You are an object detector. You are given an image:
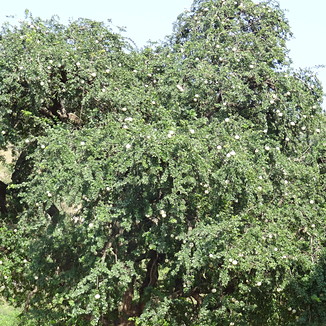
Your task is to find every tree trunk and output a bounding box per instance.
[0,180,7,214]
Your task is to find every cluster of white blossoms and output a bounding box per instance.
[125,143,132,150]
[226,150,236,158]
[167,130,175,138]
[276,109,283,117]
[160,210,167,218]
[72,216,85,224]
[229,258,238,265]
[288,307,297,314]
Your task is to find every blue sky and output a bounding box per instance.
[1,0,325,106]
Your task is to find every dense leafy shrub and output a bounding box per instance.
[0,1,325,325]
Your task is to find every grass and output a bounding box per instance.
[0,301,21,326]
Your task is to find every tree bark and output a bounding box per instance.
[0,180,7,214]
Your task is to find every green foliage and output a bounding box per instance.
[0,0,325,325]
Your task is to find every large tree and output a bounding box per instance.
[0,1,325,325]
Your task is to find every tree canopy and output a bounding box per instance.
[0,0,325,325]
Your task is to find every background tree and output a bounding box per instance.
[0,1,325,325]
